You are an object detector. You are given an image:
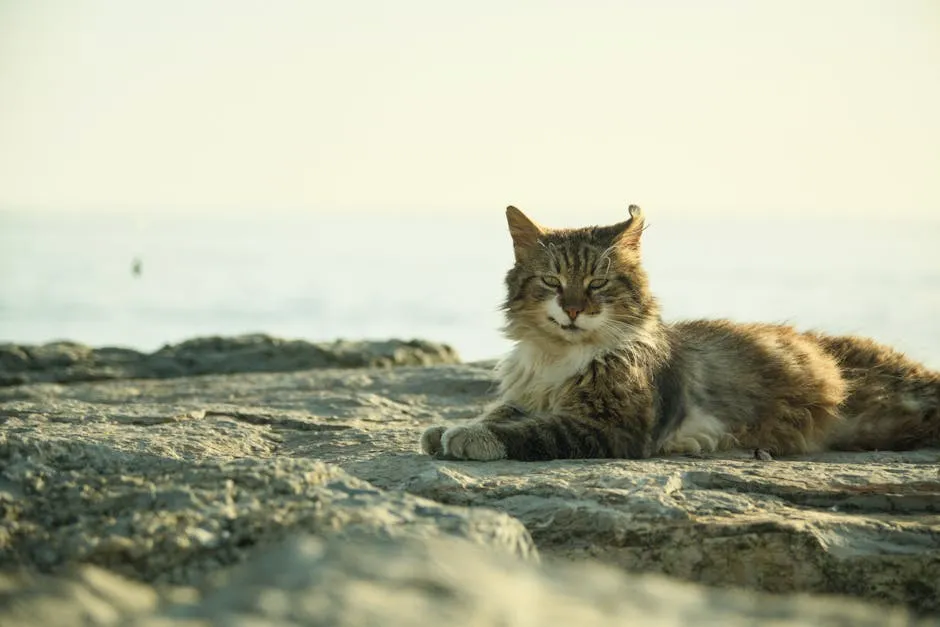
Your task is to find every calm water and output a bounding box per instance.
[2,210,939,368]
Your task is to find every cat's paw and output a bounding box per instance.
[420,425,447,456]
[420,423,507,460]
[440,423,507,461]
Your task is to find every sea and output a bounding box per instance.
[2,210,939,369]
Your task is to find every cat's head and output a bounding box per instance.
[501,205,659,348]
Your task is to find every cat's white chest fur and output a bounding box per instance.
[497,342,601,413]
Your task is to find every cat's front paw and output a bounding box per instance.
[419,423,507,461]
[420,425,447,456]
[441,423,507,461]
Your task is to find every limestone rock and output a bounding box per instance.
[1,534,936,627]
[163,534,940,627]
[0,430,535,585]
[0,334,460,386]
[1,342,938,616]
[0,566,158,627]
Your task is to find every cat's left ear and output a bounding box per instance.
[506,205,544,261]
[610,204,645,251]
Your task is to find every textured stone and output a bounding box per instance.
[0,566,158,627]
[0,424,534,585]
[2,534,936,627]
[0,340,938,618]
[0,334,460,386]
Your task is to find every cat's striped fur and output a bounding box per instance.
[420,205,940,461]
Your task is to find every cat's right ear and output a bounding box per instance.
[610,204,645,251]
[506,206,544,261]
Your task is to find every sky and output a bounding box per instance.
[1,0,939,218]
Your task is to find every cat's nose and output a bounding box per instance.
[564,306,583,321]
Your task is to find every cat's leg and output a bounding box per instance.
[422,405,654,461]
[657,407,737,456]
[730,403,841,456]
[484,413,654,460]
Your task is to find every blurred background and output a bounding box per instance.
[1,0,938,365]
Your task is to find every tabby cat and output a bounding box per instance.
[420,205,940,461]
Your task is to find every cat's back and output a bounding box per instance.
[670,318,835,367]
[666,318,847,423]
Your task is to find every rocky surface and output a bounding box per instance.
[0,334,460,386]
[0,435,534,584]
[3,534,937,627]
[1,335,939,624]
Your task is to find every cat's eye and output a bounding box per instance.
[541,276,562,288]
[587,278,608,290]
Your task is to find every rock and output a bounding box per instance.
[0,335,460,386]
[1,348,938,616]
[0,437,533,587]
[357,452,940,610]
[0,566,158,627]
[2,534,936,627]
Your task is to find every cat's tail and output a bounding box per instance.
[810,333,940,451]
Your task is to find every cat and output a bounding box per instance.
[420,205,940,461]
